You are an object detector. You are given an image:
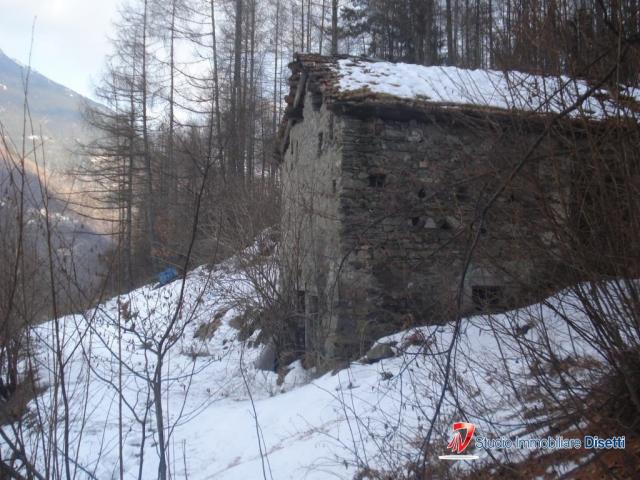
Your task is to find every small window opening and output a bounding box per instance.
[438,218,451,230]
[311,92,323,110]
[296,290,306,314]
[317,132,324,156]
[455,186,469,202]
[418,187,427,199]
[332,179,337,193]
[411,217,420,227]
[295,290,306,349]
[472,286,504,311]
[309,295,319,315]
[369,174,386,188]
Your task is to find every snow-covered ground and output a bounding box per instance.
[9,254,602,479]
[336,58,630,119]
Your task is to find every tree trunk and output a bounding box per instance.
[301,0,305,51]
[488,0,493,67]
[210,0,224,177]
[168,0,176,204]
[446,0,455,64]
[273,0,280,137]
[320,0,326,54]
[306,0,312,51]
[127,84,135,288]
[475,0,481,67]
[154,359,167,480]
[141,0,156,269]
[231,0,243,178]
[247,0,256,182]
[331,0,338,54]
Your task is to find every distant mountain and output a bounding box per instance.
[0,48,99,170]
[0,49,111,315]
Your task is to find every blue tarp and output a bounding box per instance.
[158,267,178,286]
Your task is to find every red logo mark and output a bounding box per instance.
[447,422,476,454]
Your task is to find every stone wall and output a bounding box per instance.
[332,107,569,359]
[280,92,344,362]
[282,90,572,365]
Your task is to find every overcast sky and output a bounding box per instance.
[0,0,120,99]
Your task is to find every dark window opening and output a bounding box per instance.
[472,286,504,311]
[296,290,306,314]
[455,186,469,202]
[438,218,451,230]
[418,187,427,198]
[369,174,386,188]
[411,217,421,227]
[309,295,319,315]
[480,226,487,234]
[295,290,306,350]
[332,179,337,194]
[311,92,323,110]
[305,295,320,351]
[317,132,324,156]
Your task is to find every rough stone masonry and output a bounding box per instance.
[277,54,601,366]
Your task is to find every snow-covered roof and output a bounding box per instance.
[294,54,637,115]
[276,54,637,160]
[336,58,623,118]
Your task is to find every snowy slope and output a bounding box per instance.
[9,255,601,479]
[336,58,629,119]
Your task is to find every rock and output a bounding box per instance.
[424,217,438,229]
[254,341,277,371]
[365,343,396,363]
[407,129,423,142]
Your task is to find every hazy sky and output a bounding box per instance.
[0,0,120,99]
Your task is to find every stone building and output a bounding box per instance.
[276,54,623,364]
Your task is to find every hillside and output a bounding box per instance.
[0,144,111,321]
[0,48,98,170]
[0,49,110,315]
[4,247,630,479]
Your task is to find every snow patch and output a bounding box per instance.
[3,254,604,479]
